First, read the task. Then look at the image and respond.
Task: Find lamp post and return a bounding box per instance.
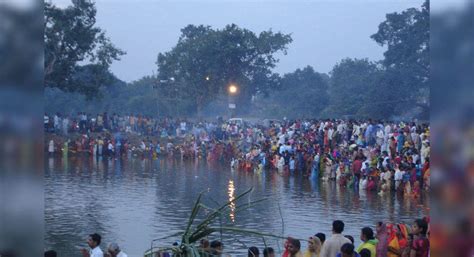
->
[228,84,238,118]
[156,77,177,116]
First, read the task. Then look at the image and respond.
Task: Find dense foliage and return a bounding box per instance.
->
[44,0,125,98]
[45,0,429,120]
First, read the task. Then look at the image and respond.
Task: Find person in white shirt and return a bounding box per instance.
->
[81,233,103,257]
[54,113,60,132]
[360,176,368,189]
[180,121,187,135]
[288,128,295,139]
[319,220,351,257]
[394,168,403,190]
[376,128,384,147]
[278,133,286,145]
[327,127,334,142]
[352,124,360,139]
[106,243,128,257]
[382,152,390,169]
[277,155,285,173]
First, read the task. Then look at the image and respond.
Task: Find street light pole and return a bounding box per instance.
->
[228,84,238,118]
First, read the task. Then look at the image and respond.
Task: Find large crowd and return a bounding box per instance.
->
[196,217,430,257]
[44,217,430,257]
[45,112,431,196]
[44,113,431,257]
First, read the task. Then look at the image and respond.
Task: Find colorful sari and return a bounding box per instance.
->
[282,237,293,257]
[397,224,409,249]
[387,224,400,257]
[411,236,430,257]
[423,168,430,190]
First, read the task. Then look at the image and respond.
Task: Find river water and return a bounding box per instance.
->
[45,156,429,257]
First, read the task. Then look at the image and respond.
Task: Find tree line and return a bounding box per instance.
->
[45,0,429,120]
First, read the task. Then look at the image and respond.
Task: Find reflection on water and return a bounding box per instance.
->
[228,180,236,223]
[45,157,429,257]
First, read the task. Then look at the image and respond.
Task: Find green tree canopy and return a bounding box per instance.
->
[327,58,382,118]
[258,66,329,118]
[371,0,429,117]
[44,0,125,98]
[156,24,292,116]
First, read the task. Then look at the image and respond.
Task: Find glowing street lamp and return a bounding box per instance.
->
[227,84,238,118]
[228,84,238,95]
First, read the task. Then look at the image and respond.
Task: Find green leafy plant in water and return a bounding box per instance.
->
[144,187,287,257]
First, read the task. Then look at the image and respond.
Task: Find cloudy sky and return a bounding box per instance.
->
[52,0,424,82]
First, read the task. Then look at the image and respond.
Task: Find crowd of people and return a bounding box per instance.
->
[44,114,430,256]
[46,113,431,196]
[45,217,429,257]
[44,233,127,257]
[237,217,430,257]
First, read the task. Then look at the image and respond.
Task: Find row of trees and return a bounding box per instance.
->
[45,0,429,120]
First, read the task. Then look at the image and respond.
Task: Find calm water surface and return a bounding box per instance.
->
[45,157,429,257]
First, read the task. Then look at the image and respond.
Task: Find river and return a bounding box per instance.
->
[45,156,429,257]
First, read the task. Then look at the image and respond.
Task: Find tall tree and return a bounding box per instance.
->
[327,58,382,118]
[44,0,125,98]
[371,0,429,117]
[261,66,329,118]
[156,24,292,116]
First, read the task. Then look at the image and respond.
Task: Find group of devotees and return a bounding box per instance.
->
[44,114,430,256]
[45,217,430,257]
[46,114,430,196]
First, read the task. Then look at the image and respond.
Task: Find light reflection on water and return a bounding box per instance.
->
[228,180,236,223]
[45,157,429,257]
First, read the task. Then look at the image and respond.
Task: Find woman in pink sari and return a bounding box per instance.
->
[409,218,430,257]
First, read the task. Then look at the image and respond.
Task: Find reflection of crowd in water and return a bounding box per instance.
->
[46,112,430,197]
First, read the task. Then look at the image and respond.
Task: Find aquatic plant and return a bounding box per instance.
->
[144,187,285,257]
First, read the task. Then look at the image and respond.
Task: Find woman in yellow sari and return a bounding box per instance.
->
[387,223,409,257]
[304,236,321,257]
[387,224,400,257]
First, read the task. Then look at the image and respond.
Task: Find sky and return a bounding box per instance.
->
[52,0,424,83]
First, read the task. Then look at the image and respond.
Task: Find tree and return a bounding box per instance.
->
[44,0,125,98]
[156,24,292,116]
[371,0,429,118]
[327,58,382,118]
[259,66,329,118]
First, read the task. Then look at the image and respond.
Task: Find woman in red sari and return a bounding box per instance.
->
[282,237,294,257]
